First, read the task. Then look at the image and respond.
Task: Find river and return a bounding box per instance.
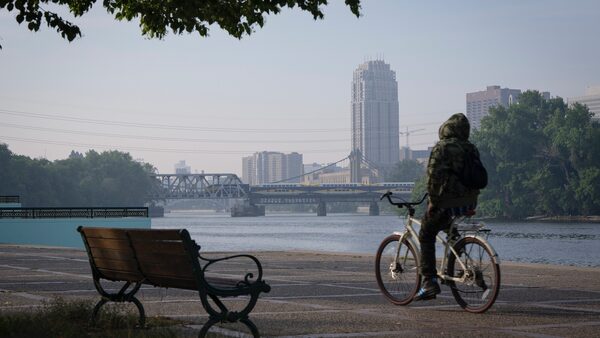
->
[152,211,600,267]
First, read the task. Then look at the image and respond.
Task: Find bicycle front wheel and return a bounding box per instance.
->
[446,236,500,313]
[375,234,420,305]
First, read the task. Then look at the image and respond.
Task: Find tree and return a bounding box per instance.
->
[0,143,158,207]
[0,0,361,49]
[386,159,426,182]
[472,91,600,219]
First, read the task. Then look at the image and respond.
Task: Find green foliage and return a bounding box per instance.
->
[472,91,600,219]
[0,298,182,338]
[0,143,158,207]
[410,175,428,217]
[385,159,426,182]
[0,0,361,49]
[381,160,426,217]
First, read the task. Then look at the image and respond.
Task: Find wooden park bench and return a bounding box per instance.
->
[77,226,271,337]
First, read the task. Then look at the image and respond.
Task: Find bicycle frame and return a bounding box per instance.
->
[392,215,498,284]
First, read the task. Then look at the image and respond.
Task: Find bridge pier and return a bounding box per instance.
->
[369,202,380,216]
[317,202,327,217]
[231,203,265,217]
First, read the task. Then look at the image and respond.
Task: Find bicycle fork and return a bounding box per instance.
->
[391,230,420,278]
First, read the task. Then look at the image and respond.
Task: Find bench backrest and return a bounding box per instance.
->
[127,229,199,290]
[78,227,202,290]
[78,227,144,282]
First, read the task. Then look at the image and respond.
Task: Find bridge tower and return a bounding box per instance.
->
[350,149,362,183]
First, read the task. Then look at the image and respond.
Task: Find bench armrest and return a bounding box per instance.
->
[199,253,265,287]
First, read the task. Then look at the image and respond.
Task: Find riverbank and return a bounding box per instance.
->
[524,215,600,222]
[1,244,599,337]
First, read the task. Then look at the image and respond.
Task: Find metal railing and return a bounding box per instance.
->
[0,207,148,219]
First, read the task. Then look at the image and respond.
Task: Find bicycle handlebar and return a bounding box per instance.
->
[380,191,428,209]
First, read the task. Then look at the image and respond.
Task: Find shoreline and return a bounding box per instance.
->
[163,209,600,222]
[478,215,600,223]
[525,215,600,222]
[1,243,599,269]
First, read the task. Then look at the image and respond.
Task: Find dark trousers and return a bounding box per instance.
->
[418,206,453,279]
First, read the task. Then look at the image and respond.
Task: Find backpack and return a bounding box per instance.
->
[457,143,488,190]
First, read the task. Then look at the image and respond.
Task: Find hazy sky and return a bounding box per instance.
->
[1,0,599,175]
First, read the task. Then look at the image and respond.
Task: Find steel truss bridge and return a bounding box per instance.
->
[151,173,249,199]
[151,173,413,203]
[150,151,415,215]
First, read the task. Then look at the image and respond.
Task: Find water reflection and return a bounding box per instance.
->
[152,212,600,267]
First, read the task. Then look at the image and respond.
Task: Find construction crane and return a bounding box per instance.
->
[399,127,425,149]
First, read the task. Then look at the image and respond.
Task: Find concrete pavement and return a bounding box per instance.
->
[1,244,599,337]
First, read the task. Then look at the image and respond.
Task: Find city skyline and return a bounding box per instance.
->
[1,1,599,175]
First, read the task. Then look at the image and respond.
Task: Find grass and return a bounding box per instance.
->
[0,298,189,338]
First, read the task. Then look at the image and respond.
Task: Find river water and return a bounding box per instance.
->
[152,211,600,267]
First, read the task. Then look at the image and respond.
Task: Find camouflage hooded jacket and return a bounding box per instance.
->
[426,113,480,209]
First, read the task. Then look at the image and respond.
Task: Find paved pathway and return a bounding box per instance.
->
[1,244,599,337]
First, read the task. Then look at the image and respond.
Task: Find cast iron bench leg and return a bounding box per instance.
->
[90,279,145,328]
[198,317,260,338]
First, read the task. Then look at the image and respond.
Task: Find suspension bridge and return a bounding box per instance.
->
[151,151,415,216]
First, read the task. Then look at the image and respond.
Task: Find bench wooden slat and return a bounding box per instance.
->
[135,252,190,264]
[89,247,137,261]
[97,268,144,282]
[126,229,183,240]
[128,239,188,256]
[143,275,198,290]
[85,237,133,251]
[81,227,129,240]
[137,260,195,280]
[93,257,141,274]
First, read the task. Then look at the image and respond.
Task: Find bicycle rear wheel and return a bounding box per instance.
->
[375,234,420,305]
[446,236,500,313]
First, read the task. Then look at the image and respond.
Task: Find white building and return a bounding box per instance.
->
[242,152,304,185]
[351,60,400,169]
[568,86,600,120]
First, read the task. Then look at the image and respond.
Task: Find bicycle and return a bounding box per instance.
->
[375,191,500,313]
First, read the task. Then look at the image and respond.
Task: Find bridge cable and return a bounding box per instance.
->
[271,154,351,184]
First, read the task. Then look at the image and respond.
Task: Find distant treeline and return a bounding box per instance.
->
[410,91,600,219]
[0,145,157,207]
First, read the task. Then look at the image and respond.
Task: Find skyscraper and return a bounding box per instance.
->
[351,60,400,169]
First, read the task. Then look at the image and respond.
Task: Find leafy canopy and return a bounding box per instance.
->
[472,91,600,219]
[386,159,425,183]
[0,0,361,49]
[0,143,158,207]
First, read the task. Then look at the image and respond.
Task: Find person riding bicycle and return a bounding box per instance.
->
[415,113,480,301]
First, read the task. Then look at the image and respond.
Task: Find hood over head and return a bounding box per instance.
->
[438,113,470,141]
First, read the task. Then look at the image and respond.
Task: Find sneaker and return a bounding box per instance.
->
[413,277,441,301]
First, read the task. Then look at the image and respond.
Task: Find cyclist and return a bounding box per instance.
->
[414,113,481,301]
